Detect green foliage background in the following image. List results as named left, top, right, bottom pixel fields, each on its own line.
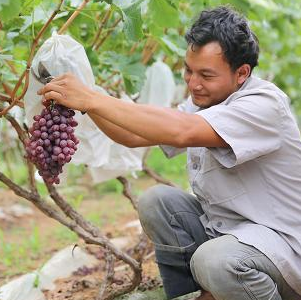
left=0, top=0, right=301, bottom=112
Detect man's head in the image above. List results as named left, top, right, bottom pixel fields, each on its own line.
left=184, top=6, right=259, bottom=108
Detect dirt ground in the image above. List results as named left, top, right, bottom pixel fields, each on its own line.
left=0, top=177, right=162, bottom=299
left=0, top=176, right=215, bottom=300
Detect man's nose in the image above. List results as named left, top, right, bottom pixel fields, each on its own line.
left=187, top=73, right=202, bottom=91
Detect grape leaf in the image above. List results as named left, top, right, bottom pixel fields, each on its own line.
left=21, top=0, right=43, bottom=15
left=122, top=0, right=144, bottom=41
left=148, top=0, right=180, bottom=28
left=0, top=0, right=22, bottom=22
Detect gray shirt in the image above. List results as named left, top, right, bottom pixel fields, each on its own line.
left=161, top=76, right=301, bottom=295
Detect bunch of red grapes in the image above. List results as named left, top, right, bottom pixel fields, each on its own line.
left=25, top=104, right=79, bottom=185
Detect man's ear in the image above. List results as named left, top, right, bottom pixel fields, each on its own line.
left=237, top=64, right=251, bottom=85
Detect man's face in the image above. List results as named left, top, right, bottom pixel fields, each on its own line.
left=184, top=41, right=244, bottom=108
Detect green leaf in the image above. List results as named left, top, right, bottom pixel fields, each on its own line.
left=121, top=61, right=146, bottom=94
left=147, top=20, right=164, bottom=38
left=21, top=0, right=43, bottom=15
left=111, top=3, right=124, bottom=19
left=0, top=0, right=9, bottom=9
left=148, top=0, right=180, bottom=28
left=159, top=36, right=186, bottom=57
left=229, top=0, right=251, bottom=14
left=247, top=0, right=279, bottom=11
left=0, top=0, right=22, bottom=22
left=33, top=273, right=40, bottom=288
left=86, top=46, right=100, bottom=66
left=120, top=60, right=146, bottom=93
left=67, top=10, right=97, bottom=44
left=3, top=17, right=25, bottom=31
left=122, top=0, right=144, bottom=41
left=123, top=74, right=143, bottom=94
left=101, top=51, right=146, bottom=94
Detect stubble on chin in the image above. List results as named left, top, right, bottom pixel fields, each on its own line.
left=191, top=96, right=211, bottom=109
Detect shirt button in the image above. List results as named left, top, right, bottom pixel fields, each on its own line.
left=193, top=163, right=198, bottom=170
left=216, top=221, right=223, bottom=228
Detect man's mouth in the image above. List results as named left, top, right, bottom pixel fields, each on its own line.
left=193, top=92, right=208, bottom=97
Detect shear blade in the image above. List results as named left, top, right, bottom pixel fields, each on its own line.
left=38, top=62, right=53, bottom=83
left=30, top=62, right=53, bottom=84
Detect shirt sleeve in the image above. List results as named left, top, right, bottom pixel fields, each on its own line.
left=160, top=96, right=200, bottom=158
left=197, top=92, right=282, bottom=167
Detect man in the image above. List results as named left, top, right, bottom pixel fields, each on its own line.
left=38, top=6, right=301, bottom=300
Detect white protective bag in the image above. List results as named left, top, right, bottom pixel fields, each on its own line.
left=24, top=32, right=145, bottom=182
left=88, top=91, right=146, bottom=183
left=137, top=60, right=176, bottom=107
left=88, top=58, right=179, bottom=182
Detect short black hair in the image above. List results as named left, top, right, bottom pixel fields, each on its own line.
left=185, top=6, right=259, bottom=72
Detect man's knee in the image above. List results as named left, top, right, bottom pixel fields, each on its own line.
left=137, top=184, right=173, bottom=229
left=190, top=235, right=239, bottom=292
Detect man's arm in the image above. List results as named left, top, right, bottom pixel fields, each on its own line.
left=38, top=74, right=228, bottom=148
left=88, top=93, right=228, bottom=148
left=88, top=112, right=156, bottom=147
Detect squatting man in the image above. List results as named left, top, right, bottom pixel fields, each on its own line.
left=38, top=6, right=301, bottom=300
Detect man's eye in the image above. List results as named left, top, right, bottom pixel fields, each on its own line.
left=185, top=68, right=192, bottom=73
left=202, top=74, right=214, bottom=79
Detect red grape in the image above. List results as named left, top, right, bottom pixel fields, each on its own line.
left=25, top=104, right=79, bottom=185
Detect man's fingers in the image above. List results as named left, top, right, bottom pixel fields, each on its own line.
left=44, top=91, right=65, bottom=103
left=49, top=75, right=68, bottom=83
left=37, top=82, right=64, bottom=95
left=49, top=72, right=73, bottom=83
left=50, top=75, right=64, bottom=82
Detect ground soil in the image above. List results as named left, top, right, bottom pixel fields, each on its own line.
left=0, top=176, right=215, bottom=300
left=0, top=177, right=162, bottom=299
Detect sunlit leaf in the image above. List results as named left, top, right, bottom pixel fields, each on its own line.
left=122, top=0, right=144, bottom=41
left=0, top=0, right=22, bottom=22
left=148, top=0, right=180, bottom=28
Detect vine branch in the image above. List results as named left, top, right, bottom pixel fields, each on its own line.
left=0, top=92, right=11, bottom=102
left=94, top=17, right=122, bottom=50
left=117, top=176, right=138, bottom=210
left=142, top=148, right=176, bottom=187
left=0, top=170, right=142, bottom=299
left=97, top=250, right=115, bottom=300
left=92, top=8, right=112, bottom=48
left=4, top=114, right=37, bottom=193
left=58, top=0, right=91, bottom=34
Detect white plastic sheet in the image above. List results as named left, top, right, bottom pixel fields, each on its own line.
left=0, top=246, right=98, bottom=300
left=0, top=273, right=46, bottom=300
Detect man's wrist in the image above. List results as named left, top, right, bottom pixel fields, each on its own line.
left=87, top=90, right=101, bottom=114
